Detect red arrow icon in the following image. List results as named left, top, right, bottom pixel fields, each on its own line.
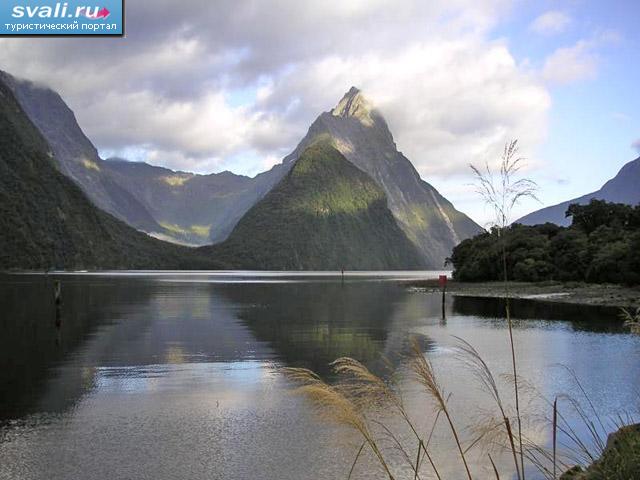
left=86, top=7, right=110, bottom=19
left=95, top=7, right=110, bottom=19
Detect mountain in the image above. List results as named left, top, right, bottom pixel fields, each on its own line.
left=267, top=87, right=482, bottom=267
left=206, top=139, right=425, bottom=270
left=0, top=74, right=222, bottom=270
left=0, top=70, right=284, bottom=245
left=99, top=157, right=289, bottom=244
left=517, top=157, right=640, bottom=226
left=3, top=70, right=480, bottom=265
left=0, top=71, right=163, bottom=234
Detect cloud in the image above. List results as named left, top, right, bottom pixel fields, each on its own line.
left=542, top=40, right=598, bottom=85
left=632, top=139, right=640, bottom=154
left=541, top=31, right=620, bottom=86
left=529, top=11, right=571, bottom=36
left=611, top=112, right=631, bottom=123
left=0, top=0, right=549, bottom=177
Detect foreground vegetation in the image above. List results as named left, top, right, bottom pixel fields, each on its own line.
left=449, top=200, right=640, bottom=285
left=285, top=341, right=638, bottom=479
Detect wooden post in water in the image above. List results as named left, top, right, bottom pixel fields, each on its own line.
left=54, top=280, right=62, bottom=328
left=439, top=274, right=447, bottom=319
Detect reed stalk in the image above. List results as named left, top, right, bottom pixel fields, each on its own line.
left=553, top=398, right=558, bottom=479
left=470, top=139, right=539, bottom=480
left=488, top=454, right=501, bottom=480
left=410, top=338, right=473, bottom=480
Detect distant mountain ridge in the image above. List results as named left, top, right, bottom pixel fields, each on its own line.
left=102, top=157, right=293, bottom=244
left=517, top=157, right=640, bottom=226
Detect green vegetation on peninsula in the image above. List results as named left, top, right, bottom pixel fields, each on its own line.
left=449, top=200, right=640, bottom=285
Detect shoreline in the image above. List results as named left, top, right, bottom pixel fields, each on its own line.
left=404, top=279, right=640, bottom=309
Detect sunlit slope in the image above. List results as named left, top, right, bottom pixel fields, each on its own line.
left=206, top=139, right=425, bottom=270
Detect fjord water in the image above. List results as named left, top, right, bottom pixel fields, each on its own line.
left=0, top=272, right=638, bottom=480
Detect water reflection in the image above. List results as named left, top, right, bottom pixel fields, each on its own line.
left=0, top=273, right=638, bottom=480
left=452, top=295, right=625, bottom=333
left=215, top=281, right=439, bottom=376
left=0, top=275, right=159, bottom=419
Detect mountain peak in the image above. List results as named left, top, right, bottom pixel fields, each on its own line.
left=331, top=86, right=375, bottom=126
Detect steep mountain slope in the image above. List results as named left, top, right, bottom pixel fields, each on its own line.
left=0, top=69, right=290, bottom=245
left=0, top=70, right=162, bottom=234
left=207, top=139, right=425, bottom=270
left=0, top=76, right=222, bottom=270
left=268, top=87, right=482, bottom=267
left=517, top=157, right=640, bottom=226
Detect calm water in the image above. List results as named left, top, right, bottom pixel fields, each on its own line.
left=0, top=272, right=638, bottom=480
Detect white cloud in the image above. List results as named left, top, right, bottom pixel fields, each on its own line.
left=0, top=0, right=549, bottom=178
left=542, top=40, right=598, bottom=85
left=529, top=11, right=571, bottom=36
left=632, top=139, right=640, bottom=154
left=541, top=31, right=620, bottom=86
left=611, top=112, right=631, bottom=123
left=301, top=41, right=550, bottom=178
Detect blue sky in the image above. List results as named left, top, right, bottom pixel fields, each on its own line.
left=490, top=0, right=639, bottom=212
left=0, top=0, right=637, bottom=225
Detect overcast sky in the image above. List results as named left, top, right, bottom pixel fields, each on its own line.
left=1, top=0, right=638, bottom=225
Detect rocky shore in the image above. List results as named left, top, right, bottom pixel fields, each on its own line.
left=405, top=280, right=640, bottom=309
left=560, top=424, right=640, bottom=479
